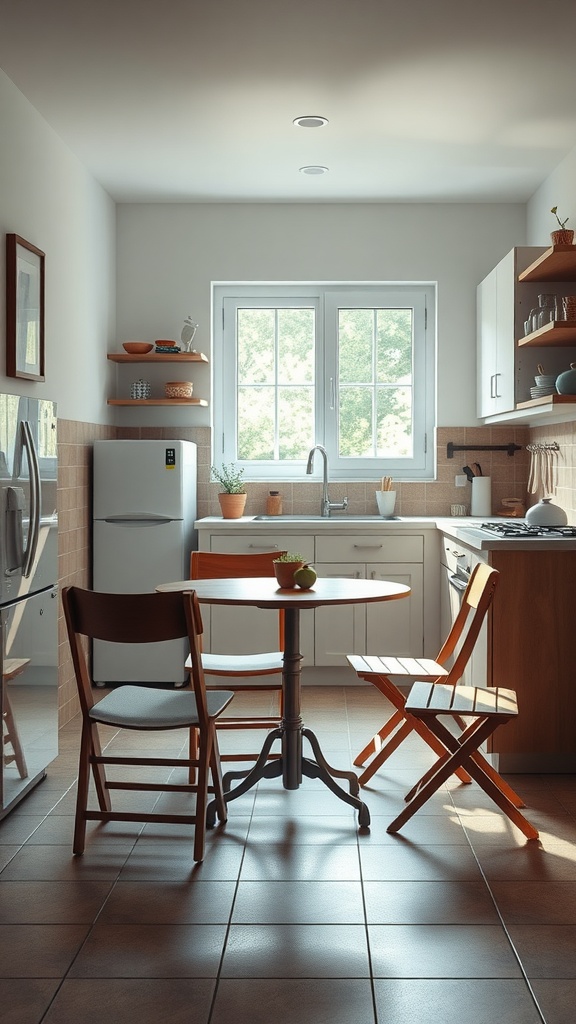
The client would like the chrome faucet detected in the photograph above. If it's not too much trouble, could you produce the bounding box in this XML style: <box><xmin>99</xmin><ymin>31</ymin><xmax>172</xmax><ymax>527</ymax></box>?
<box><xmin>306</xmin><ymin>444</ymin><xmax>348</xmax><ymax>518</ymax></box>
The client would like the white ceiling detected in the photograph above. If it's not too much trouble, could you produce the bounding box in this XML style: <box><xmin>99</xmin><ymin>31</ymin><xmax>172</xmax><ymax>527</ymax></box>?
<box><xmin>2</xmin><ymin>0</ymin><xmax>576</xmax><ymax>204</ymax></box>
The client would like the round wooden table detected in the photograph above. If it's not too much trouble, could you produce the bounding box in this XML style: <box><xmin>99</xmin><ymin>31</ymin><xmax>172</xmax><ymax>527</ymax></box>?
<box><xmin>157</xmin><ymin>575</ymin><xmax>410</xmax><ymax>828</ymax></box>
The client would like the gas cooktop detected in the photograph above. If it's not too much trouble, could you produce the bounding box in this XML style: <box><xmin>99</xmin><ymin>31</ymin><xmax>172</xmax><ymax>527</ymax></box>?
<box><xmin>480</xmin><ymin>521</ymin><xmax>576</xmax><ymax>538</ymax></box>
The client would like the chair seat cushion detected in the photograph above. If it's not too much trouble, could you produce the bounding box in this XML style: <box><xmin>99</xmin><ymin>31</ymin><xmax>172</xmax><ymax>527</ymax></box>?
<box><xmin>185</xmin><ymin>651</ymin><xmax>284</xmax><ymax>676</ymax></box>
<box><xmin>89</xmin><ymin>685</ymin><xmax>234</xmax><ymax>729</ymax></box>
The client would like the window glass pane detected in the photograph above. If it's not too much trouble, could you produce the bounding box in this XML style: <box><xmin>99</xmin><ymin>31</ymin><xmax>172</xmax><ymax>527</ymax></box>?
<box><xmin>338</xmin><ymin>387</ymin><xmax>373</xmax><ymax>457</ymax></box>
<box><xmin>338</xmin><ymin>309</ymin><xmax>373</xmax><ymax>383</ymax></box>
<box><xmin>278</xmin><ymin>388</ymin><xmax>315</xmax><ymax>459</ymax></box>
<box><xmin>377</xmin><ymin>308</ymin><xmax>413</xmax><ymax>385</ymax></box>
<box><xmin>278</xmin><ymin>308</ymin><xmax>314</xmax><ymax>384</ymax></box>
<box><xmin>376</xmin><ymin>386</ymin><xmax>413</xmax><ymax>457</ymax></box>
<box><xmin>237</xmin><ymin>309</ymin><xmax>275</xmax><ymax>385</ymax></box>
<box><xmin>237</xmin><ymin>385</ymin><xmax>275</xmax><ymax>459</ymax></box>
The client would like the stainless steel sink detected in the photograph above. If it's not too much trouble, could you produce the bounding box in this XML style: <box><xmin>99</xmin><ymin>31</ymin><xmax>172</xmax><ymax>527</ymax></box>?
<box><xmin>253</xmin><ymin>514</ymin><xmax>401</xmax><ymax>522</ymax></box>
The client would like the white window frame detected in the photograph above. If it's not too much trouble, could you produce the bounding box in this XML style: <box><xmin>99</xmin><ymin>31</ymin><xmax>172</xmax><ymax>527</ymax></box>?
<box><xmin>212</xmin><ymin>282</ymin><xmax>436</xmax><ymax>482</ymax></box>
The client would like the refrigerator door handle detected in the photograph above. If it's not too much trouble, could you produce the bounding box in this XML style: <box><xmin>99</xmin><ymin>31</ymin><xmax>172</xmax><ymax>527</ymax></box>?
<box><xmin>21</xmin><ymin>420</ymin><xmax>41</xmax><ymax>578</ymax></box>
<box><xmin>102</xmin><ymin>515</ymin><xmax>176</xmax><ymax>525</ymax></box>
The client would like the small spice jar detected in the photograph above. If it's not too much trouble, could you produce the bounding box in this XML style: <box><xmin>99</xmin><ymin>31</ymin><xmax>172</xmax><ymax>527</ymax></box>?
<box><xmin>266</xmin><ymin>490</ymin><xmax>282</xmax><ymax>515</ymax></box>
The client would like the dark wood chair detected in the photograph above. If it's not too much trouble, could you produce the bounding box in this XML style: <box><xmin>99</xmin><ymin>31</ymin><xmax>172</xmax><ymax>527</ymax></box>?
<box><xmin>185</xmin><ymin>549</ymin><xmax>287</xmax><ymax>765</ymax></box>
<box><xmin>62</xmin><ymin>586</ymin><xmax>234</xmax><ymax>862</ymax></box>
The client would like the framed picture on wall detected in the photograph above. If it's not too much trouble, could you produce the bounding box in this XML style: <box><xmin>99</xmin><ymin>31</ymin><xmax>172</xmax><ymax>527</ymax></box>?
<box><xmin>6</xmin><ymin>233</ymin><xmax>45</xmax><ymax>381</ymax></box>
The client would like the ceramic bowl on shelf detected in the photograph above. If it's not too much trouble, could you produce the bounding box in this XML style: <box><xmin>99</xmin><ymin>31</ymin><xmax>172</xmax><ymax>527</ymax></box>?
<box><xmin>122</xmin><ymin>342</ymin><xmax>153</xmax><ymax>354</ymax></box>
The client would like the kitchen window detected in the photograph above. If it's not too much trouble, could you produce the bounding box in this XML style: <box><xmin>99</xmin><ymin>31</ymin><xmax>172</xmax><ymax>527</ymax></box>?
<box><xmin>213</xmin><ymin>283</ymin><xmax>436</xmax><ymax>481</ymax></box>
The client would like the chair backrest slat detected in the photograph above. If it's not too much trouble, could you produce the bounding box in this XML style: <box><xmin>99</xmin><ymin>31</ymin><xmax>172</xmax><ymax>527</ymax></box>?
<box><xmin>435</xmin><ymin>563</ymin><xmax>499</xmax><ymax>686</ymax></box>
<box><xmin>62</xmin><ymin>586</ymin><xmax>209</xmax><ymax>720</ymax></box>
<box><xmin>190</xmin><ymin>550</ymin><xmax>287</xmax><ymax>649</ymax></box>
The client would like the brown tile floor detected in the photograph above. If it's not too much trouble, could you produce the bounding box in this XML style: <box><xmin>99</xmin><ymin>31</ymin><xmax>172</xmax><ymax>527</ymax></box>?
<box><xmin>1</xmin><ymin>686</ymin><xmax>575</xmax><ymax>1024</ymax></box>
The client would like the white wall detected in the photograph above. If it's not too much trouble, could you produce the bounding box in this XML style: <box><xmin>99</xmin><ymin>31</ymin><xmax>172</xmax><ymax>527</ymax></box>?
<box><xmin>0</xmin><ymin>70</ymin><xmax>115</xmax><ymax>423</ymax></box>
<box><xmin>527</xmin><ymin>143</ymin><xmax>576</xmax><ymax>246</ymax></box>
<box><xmin>116</xmin><ymin>202</ymin><xmax>525</xmax><ymax>428</ymax></box>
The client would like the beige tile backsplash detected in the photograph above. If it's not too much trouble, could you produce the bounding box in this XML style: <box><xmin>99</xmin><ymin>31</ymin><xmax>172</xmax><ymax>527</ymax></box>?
<box><xmin>57</xmin><ymin>417</ymin><xmax>574</xmax><ymax>723</ymax></box>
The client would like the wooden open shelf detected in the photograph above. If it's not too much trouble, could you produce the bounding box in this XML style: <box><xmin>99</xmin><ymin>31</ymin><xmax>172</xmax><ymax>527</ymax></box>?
<box><xmin>107</xmin><ymin>351</ymin><xmax>208</xmax><ymax>363</ymax></box>
<box><xmin>515</xmin><ymin>394</ymin><xmax>576</xmax><ymax>410</ymax></box>
<box><xmin>518</xmin><ymin>245</ymin><xmax>576</xmax><ymax>282</ymax></box>
<box><xmin>107</xmin><ymin>398</ymin><xmax>208</xmax><ymax>407</ymax></box>
<box><xmin>517</xmin><ymin>320</ymin><xmax>576</xmax><ymax>347</ymax></box>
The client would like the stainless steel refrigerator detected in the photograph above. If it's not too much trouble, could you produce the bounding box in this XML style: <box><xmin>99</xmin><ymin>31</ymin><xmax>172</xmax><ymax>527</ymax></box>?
<box><xmin>92</xmin><ymin>439</ymin><xmax>197</xmax><ymax>685</ymax></box>
<box><xmin>0</xmin><ymin>393</ymin><xmax>58</xmax><ymax>819</ymax></box>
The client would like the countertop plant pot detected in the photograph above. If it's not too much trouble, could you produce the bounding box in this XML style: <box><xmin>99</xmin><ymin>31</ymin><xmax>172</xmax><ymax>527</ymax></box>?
<box><xmin>218</xmin><ymin>492</ymin><xmax>247</xmax><ymax>519</ymax></box>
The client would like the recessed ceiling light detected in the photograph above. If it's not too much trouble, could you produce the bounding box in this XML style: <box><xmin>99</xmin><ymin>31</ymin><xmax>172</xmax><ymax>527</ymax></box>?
<box><xmin>299</xmin><ymin>165</ymin><xmax>329</xmax><ymax>175</ymax></box>
<box><xmin>293</xmin><ymin>115</ymin><xmax>329</xmax><ymax>128</ymax></box>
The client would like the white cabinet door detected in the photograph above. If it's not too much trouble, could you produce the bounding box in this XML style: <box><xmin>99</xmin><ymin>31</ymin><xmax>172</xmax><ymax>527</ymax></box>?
<box><xmin>313</xmin><ymin>561</ymin><xmax>423</xmax><ymax>666</ymax></box>
<box><xmin>314</xmin><ymin>562</ymin><xmax>365</xmax><ymax>666</ymax></box>
<box><xmin>477</xmin><ymin>253</ymin><xmax>515</xmax><ymax>417</ymax></box>
<box><xmin>366</xmin><ymin>563</ymin><xmax>424</xmax><ymax>656</ymax></box>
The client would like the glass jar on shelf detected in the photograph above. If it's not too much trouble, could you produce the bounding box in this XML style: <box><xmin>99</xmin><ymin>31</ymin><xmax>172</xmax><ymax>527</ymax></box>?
<box><xmin>537</xmin><ymin>293</ymin><xmax>557</xmax><ymax>328</ymax></box>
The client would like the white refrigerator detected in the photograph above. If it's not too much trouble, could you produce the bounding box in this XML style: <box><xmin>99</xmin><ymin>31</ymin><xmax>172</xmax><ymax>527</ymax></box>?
<box><xmin>0</xmin><ymin>394</ymin><xmax>58</xmax><ymax>818</ymax></box>
<box><xmin>92</xmin><ymin>439</ymin><xmax>197</xmax><ymax>685</ymax></box>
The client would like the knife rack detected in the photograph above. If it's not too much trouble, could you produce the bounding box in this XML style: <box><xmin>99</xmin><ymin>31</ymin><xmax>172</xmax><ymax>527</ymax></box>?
<box><xmin>446</xmin><ymin>442</ymin><xmax>522</xmax><ymax>459</ymax></box>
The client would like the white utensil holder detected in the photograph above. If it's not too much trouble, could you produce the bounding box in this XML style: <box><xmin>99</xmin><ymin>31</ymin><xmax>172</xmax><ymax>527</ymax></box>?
<box><xmin>376</xmin><ymin>490</ymin><xmax>396</xmax><ymax>517</ymax></box>
<box><xmin>471</xmin><ymin>476</ymin><xmax>491</xmax><ymax>517</ymax></box>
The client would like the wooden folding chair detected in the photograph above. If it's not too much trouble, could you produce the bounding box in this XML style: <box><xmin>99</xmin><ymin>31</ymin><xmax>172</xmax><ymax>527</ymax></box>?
<box><xmin>2</xmin><ymin>658</ymin><xmax>30</xmax><ymax>779</ymax></box>
<box><xmin>63</xmin><ymin>586</ymin><xmax>234</xmax><ymax>862</ymax></box>
<box><xmin>387</xmin><ymin>681</ymin><xmax>539</xmax><ymax>840</ymax></box>
<box><xmin>186</xmin><ymin>549</ymin><xmax>286</xmax><ymax>765</ymax></box>
<box><xmin>348</xmin><ymin>562</ymin><xmax>499</xmax><ymax>786</ymax></box>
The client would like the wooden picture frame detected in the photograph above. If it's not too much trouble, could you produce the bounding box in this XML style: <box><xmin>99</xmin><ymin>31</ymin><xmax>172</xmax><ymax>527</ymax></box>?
<box><xmin>6</xmin><ymin>233</ymin><xmax>45</xmax><ymax>381</ymax></box>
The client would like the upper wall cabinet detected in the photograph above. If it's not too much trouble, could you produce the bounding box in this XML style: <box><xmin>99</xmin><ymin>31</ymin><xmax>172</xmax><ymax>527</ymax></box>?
<box><xmin>477</xmin><ymin>246</ymin><xmax>576</xmax><ymax>425</ymax></box>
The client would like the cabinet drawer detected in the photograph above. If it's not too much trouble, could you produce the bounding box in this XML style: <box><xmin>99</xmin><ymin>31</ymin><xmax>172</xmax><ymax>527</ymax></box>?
<box><xmin>208</xmin><ymin>533</ymin><xmax>315</xmax><ymax>563</ymax></box>
<box><xmin>316</xmin><ymin>534</ymin><xmax>423</xmax><ymax>563</ymax></box>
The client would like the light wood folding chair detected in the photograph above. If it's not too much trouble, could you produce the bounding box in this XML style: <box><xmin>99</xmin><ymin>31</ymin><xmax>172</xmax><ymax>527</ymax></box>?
<box><xmin>348</xmin><ymin>562</ymin><xmax>499</xmax><ymax>786</ymax></box>
<box><xmin>2</xmin><ymin>658</ymin><xmax>30</xmax><ymax>779</ymax></box>
<box><xmin>387</xmin><ymin>681</ymin><xmax>539</xmax><ymax>840</ymax></box>
<box><xmin>63</xmin><ymin>586</ymin><xmax>234</xmax><ymax>862</ymax></box>
<box><xmin>185</xmin><ymin>549</ymin><xmax>287</xmax><ymax>765</ymax></box>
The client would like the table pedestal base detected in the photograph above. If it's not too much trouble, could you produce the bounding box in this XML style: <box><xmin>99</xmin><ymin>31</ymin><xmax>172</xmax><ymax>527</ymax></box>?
<box><xmin>206</xmin><ymin>725</ymin><xmax>370</xmax><ymax>829</ymax></box>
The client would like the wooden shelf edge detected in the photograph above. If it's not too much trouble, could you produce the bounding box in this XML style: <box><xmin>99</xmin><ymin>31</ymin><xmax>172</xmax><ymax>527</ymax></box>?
<box><xmin>515</xmin><ymin>394</ymin><xmax>576</xmax><ymax>410</ymax></box>
<box><xmin>518</xmin><ymin>244</ymin><xmax>576</xmax><ymax>282</ymax></box>
<box><xmin>107</xmin><ymin>352</ymin><xmax>209</xmax><ymax>363</ymax></box>
<box><xmin>517</xmin><ymin>320</ymin><xmax>576</xmax><ymax>347</ymax></box>
<box><xmin>107</xmin><ymin>398</ymin><xmax>209</xmax><ymax>406</ymax></box>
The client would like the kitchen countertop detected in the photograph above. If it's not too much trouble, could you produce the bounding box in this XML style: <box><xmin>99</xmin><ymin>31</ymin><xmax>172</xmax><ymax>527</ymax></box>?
<box><xmin>195</xmin><ymin>515</ymin><xmax>576</xmax><ymax>552</ymax></box>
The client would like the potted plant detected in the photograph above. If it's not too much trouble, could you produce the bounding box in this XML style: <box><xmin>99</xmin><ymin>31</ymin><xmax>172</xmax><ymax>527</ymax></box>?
<box><xmin>211</xmin><ymin>462</ymin><xmax>247</xmax><ymax>519</ymax></box>
<box><xmin>551</xmin><ymin>207</ymin><xmax>574</xmax><ymax>246</ymax></box>
<box><xmin>273</xmin><ymin>552</ymin><xmax>304</xmax><ymax>588</ymax></box>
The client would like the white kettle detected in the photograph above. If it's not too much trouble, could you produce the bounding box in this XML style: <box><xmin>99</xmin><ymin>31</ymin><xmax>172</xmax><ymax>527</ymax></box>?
<box><xmin>525</xmin><ymin>497</ymin><xmax>568</xmax><ymax>527</ymax></box>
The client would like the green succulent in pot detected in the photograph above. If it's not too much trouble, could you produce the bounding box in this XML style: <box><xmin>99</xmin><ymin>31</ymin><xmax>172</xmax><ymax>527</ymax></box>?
<box><xmin>211</xmin><ymin>462</ymin><xmax>246</xmax><ymax>493</ymax></box>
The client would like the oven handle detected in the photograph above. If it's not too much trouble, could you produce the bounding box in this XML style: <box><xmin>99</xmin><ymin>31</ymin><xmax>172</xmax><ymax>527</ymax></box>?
<box><xmin>449</xmin><ymin>573</ymin><xmax>468</xmax><ymax>592</ymax></box>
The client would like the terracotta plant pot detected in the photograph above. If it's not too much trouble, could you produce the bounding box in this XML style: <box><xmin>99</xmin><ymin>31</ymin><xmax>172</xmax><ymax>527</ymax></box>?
<box><xmin>217</xmin><ymin>492</ymin><xmax>247</xmax><ymax>519</ymax></box>
<box><xmin>273</xmin><ymin>560</ymin><xmax>303</xmax><ymax>588</ymax></box>
<box><xmin>551</xmin><ymin>229</ymin><xmax>574</xmax><ymax>246</ymax></box>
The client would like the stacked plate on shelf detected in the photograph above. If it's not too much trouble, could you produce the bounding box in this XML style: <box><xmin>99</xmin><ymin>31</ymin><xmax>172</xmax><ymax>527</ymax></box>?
<box><xmin>530</xmin><ymin>372</ymin><xmax>557</xmax><ymax>400</ymax></box>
